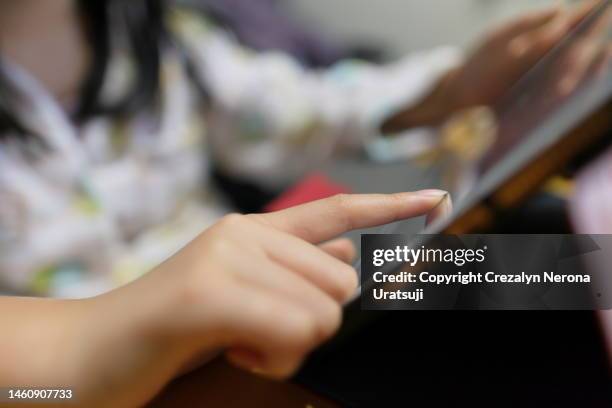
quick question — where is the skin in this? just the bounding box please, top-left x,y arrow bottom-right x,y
0,0 -> 608,406
0,0 -> 90,109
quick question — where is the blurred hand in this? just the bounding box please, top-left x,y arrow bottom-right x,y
444,1 -> 602,107
382,0 -> 607,133
69,191 -> 451,406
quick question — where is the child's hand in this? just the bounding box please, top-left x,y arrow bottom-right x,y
141,191 -> 450,376
12,192 -> 450,407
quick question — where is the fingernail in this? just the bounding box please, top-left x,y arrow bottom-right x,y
434,193 -> 453,215
249,366 -> 268,376
509,37 -> 529,57
414,189 -> 448,198
227,349 -> 265,374
441,193 -> 453,214
559,77 -> 576,95
425,193 -> 453,226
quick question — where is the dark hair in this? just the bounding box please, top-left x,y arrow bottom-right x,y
0,0 -> 167,136
76,0 -> 167,120
0,72 -> 29,135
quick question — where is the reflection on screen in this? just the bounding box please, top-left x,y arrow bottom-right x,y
479,0 -> 612,174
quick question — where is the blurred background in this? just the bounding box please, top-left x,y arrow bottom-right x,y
286,0 -> 554,56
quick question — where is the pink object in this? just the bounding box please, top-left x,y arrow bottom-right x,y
264,173 -> 351,212
569,147 -> 612,365
570,150 -> 612,233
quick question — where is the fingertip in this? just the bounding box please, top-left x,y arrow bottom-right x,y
392,190 -> 452,219
339,264 -> 359,302
558,76 -> 577,96
320,238 -> 357,264
505,4 -> 563,34
425,193 -> 453,226
569,0 -> 601,24
340,238 -> 357,261
411,189 -> 449,199
226,348 -> 265,375
509,35 -> 530,58
541,3 -> 564,19
443,193 -> 454,214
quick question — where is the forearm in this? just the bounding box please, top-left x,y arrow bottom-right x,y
0,287 -> 184,407
0,297 -> 84,388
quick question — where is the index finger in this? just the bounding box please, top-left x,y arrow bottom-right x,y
254,191 -> 450,244
493,6 -> 562,42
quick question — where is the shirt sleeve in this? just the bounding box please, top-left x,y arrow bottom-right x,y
170,9 -> 462,188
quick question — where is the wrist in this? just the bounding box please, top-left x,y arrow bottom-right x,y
69,283 -> 187,407
110,267 -> 223,375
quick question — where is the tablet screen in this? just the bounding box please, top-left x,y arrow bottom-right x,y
433,0 -> 611,231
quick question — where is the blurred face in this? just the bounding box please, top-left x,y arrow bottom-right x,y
0,0 -> 75,15
0,0 -> 90,106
